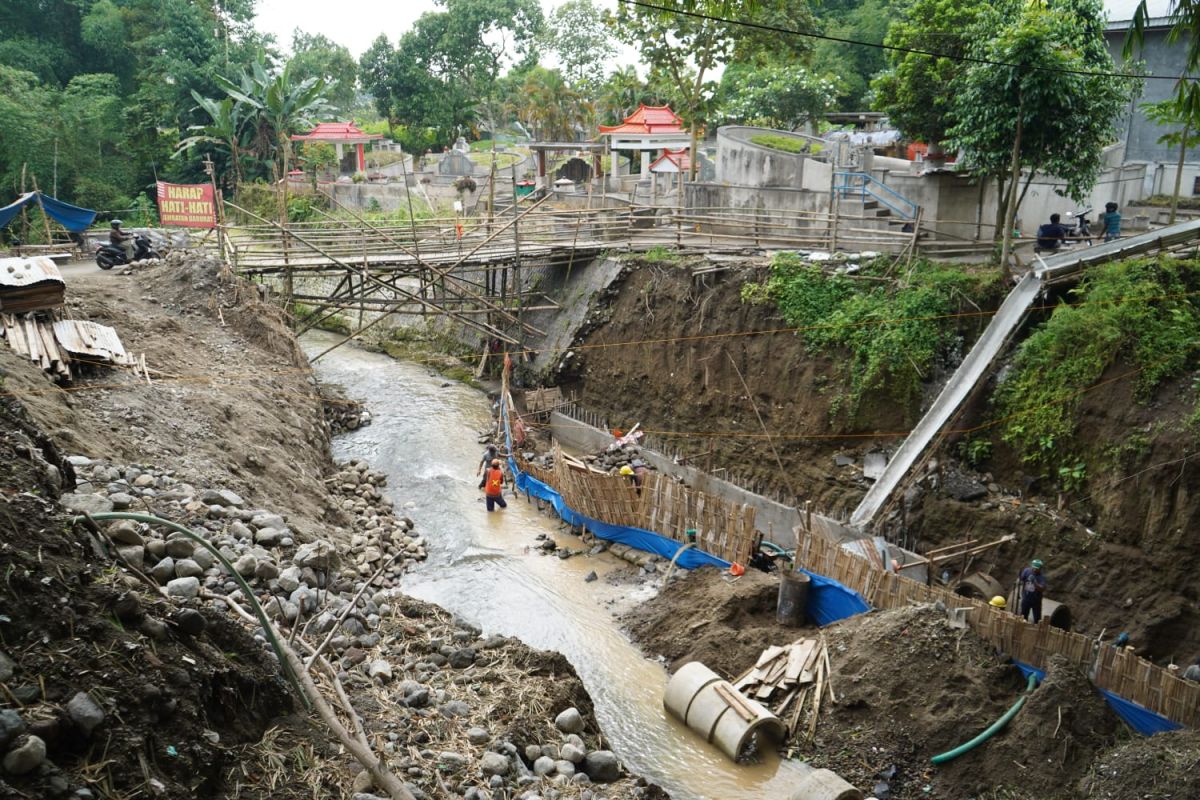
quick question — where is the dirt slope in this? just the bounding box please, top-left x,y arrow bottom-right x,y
1,254 -> 335,539
562,259 -> 1200,661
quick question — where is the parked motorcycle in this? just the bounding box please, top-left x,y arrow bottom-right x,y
1062,207 -> 1094,245
95,234 -> 159,269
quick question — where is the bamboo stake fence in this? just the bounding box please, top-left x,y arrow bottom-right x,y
794,525 -> 1200,729
515,445 -> 757,566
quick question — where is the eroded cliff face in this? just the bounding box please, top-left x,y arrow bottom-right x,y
556,258 -> 1200,660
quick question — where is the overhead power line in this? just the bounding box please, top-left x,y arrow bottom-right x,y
618,0 -> 1189,83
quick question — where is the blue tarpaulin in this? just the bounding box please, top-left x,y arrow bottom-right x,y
797,568 -> 872,626
1013,661 -> 1183,736
502,394 -> 730,571
0,192 -> 97,233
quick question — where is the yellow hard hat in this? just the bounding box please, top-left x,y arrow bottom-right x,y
989,595 -> 1007,608
619,465 -> 634,476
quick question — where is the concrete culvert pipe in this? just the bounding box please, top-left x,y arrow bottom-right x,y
787,768 -> 865,800
1042,598 -> 1072,631
663,661 -> 785,761
953,572 -> 1004,602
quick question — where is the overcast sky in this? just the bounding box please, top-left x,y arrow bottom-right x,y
254,0 -> 624,59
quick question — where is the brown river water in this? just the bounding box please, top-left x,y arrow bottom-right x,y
305,332 -> 808,799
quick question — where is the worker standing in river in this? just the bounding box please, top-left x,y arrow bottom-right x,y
479,458 -> 508,512
1018,559 -> 1047,624
476,444 -> 498,477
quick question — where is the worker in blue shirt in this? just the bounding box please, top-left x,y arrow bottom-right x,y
1018,559 -> 1047,624
1102,202 -> 1121,242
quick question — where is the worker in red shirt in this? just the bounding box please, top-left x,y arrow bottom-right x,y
478,458 -> 507,512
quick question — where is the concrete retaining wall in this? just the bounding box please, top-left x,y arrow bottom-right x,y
716,127 -> 832,190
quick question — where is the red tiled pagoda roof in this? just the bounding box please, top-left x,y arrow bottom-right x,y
291,122 -> 384,142
650,148 -> 691,171
599,104 -> 685,135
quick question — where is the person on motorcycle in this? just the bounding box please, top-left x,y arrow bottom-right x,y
1035,213 -> 1070,251
109,219 -> 135,262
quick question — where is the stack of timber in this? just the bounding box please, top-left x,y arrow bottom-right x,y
733,637 -> 836,741
1,313 -> 72,378
1,314 -> 140,381
0,256 -> 65,313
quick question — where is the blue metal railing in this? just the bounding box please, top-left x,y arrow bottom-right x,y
833,171 -> 919,221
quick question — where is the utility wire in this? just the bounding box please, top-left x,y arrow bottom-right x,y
618,0 -> 1188,83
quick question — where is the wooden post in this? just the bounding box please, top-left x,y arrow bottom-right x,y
510,159 -> 523,352
29,175 -> 54,246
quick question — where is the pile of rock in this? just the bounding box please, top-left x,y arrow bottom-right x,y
582,444 -> 655,477
322,389 -> 373,436
57,455 -> 427,663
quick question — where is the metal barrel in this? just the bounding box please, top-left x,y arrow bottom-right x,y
777,570 -> 811,627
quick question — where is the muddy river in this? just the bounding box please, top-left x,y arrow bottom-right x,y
305,332 -> 807,799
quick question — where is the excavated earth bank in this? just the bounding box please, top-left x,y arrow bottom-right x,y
0,256 -> 658,799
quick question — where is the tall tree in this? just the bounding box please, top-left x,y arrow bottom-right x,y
948,0 -> 1138,265
1143,99 -> 1200,223
871,0 -> 990,156
290,31 -> 359,115
612,0 -> 817,178
541,0 -> 616,89
718,62 -> 838,131
811,0 -> 894,109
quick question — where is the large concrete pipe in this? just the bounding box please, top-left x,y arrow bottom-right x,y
1042,598 -> 1072,631
663,662 -> 785,761
787,768 -> 865,800
953,571 -> 1004,602
777,571 -> 811,627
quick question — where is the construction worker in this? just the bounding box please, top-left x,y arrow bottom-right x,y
1018,559 -> 1047,624
1183,656 -> 1200,682
476,444 -> 498,477
479,458 -> 507,512
989,595 -> 1007,610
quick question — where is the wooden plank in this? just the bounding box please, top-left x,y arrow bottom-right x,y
786,640 -> 817,681
755,645 -> 786,669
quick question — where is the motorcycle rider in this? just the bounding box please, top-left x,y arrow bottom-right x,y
109,219 -> 136,262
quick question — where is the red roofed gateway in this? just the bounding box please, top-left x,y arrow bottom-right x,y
291,122 -> 384,174
598,104 -> 686,135
598,105 -> 691,182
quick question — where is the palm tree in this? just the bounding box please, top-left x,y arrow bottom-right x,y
175,94 -> 249,190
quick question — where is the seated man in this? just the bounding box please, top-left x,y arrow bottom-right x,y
1035,213 -> 1070,250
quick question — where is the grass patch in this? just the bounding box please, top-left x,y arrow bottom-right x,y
1139,194 -> 1200,211
994,256 -> 1200,471
742,252 -> 1000,418
374,326 -> 482,389
293,303 -> 351,335
750,133 -> 823,155
630,245 -> 682,266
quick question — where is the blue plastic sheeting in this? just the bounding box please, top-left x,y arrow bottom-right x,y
501,394 -> 730,571
0,192 -> 97,233
510,458 -> 731,571
796,568 -> 872,627
1012,660 -> 1183,736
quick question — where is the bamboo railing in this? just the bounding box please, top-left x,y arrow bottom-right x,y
794,526 -> 1200,728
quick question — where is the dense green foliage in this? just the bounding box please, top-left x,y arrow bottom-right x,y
743,253 -> 997,417
0,0 -> 273,213
812,0 -> 894,109
718,63 -> 838,131
994,259 -> 1200,468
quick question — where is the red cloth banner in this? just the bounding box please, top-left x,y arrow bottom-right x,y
155,182 -> 216,228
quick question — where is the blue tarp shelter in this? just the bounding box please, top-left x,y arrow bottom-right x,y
0,192 -> 97,233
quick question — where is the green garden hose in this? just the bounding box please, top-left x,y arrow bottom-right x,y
930,672 -> 1039,765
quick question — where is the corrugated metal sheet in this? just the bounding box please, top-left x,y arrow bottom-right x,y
52,320 -> 135,366
0,256 -> 64,288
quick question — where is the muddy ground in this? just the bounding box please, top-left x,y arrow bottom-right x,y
0,255 -> 661,798
624,567 -> 1197,799
556,258 -> 1200,662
